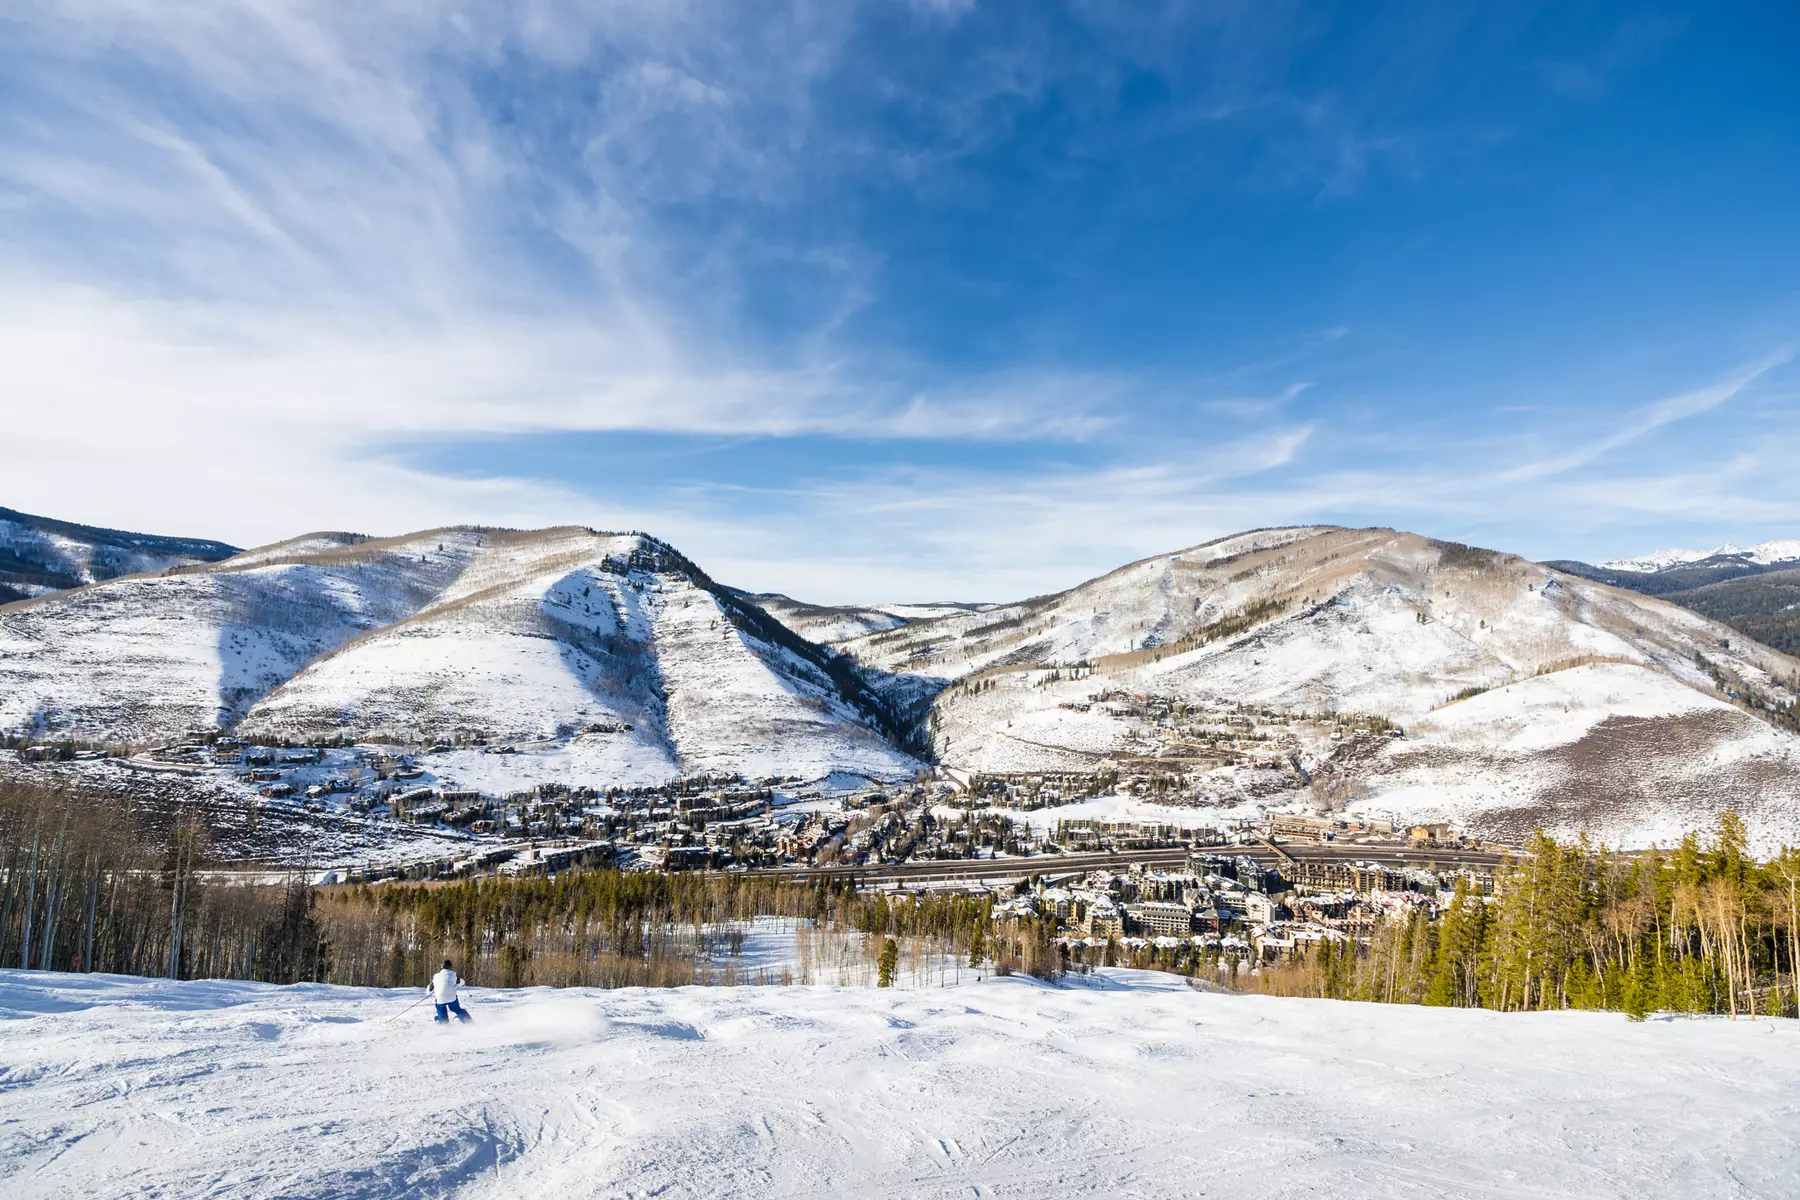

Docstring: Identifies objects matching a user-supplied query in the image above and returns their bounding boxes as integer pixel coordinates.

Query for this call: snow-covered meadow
[2,968,1793,1199]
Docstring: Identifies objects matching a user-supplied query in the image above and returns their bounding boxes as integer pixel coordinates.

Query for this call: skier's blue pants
[434,1000,470,1023]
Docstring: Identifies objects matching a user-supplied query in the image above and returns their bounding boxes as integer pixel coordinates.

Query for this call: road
[747,840,1514,887]
[198,839,1513,888]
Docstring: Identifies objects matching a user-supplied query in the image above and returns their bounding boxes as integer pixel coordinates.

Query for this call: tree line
[5,772,1796,1017]
[0,781,325,982]
[1251,814,1800,1018]
[1,777,1016,989]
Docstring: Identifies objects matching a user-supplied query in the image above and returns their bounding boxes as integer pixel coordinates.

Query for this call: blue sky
[2,2,1797,601]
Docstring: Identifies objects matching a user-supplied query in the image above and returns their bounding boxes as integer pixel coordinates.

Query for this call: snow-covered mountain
[0,526,919,786]
[0,505,239,603]
[727,592,909,644]
[1545,539,1800,599]
[1601,539,1800,573]
[7,512,1800,847]
[727,592,987,646]
[1657,567,1800,659]
[836,527,1800,848]
[1546,536,1800,660]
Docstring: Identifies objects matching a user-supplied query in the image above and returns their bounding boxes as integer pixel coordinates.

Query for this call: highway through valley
[747,839,1515,888]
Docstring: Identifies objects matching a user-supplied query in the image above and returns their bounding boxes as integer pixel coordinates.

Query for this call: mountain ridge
[0,505,240,603]
[1599,539,1800,573]
[828,525,1800,848]
[6,512,1800,849]
[0,523,920,787]
[1546,537,1800,665]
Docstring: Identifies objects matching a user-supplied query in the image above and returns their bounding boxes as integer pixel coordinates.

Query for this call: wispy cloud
[1494,350,1796,485]
[1,3,1796,601]
[1201,381,1312,417]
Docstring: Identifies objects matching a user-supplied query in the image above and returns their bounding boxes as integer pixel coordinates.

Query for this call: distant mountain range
[5,510,1799,849]
[1546,539,1800,657]
[725,591,984,645]
[1600,539,1800,574]
[0,506,240,603]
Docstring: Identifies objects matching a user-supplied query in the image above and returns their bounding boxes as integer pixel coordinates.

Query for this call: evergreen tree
[878,937,899,988]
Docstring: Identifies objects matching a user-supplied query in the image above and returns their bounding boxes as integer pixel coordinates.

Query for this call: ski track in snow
[1,968,1794,1199]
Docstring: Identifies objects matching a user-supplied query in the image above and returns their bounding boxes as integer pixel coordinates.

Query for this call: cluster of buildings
[962,694,1406,813]
[84,738,1496,919]
[995,852,1493,964]
[955,771,1120,811]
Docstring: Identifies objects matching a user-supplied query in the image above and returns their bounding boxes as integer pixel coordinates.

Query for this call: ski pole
[385,991,432,1023]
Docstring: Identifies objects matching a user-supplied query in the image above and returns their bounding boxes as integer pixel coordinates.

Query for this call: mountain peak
[1,522,919,787]
[1601,539,1800,573]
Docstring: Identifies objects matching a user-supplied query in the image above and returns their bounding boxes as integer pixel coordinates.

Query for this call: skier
[429,959,472,1024]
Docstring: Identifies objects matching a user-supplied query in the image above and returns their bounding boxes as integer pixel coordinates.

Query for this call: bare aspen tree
[19,824,40,970]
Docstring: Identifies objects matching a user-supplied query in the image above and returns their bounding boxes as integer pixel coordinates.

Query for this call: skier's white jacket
[430,969,461,1003]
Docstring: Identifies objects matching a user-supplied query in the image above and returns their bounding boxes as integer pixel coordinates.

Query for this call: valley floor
[0,969,1793,1199]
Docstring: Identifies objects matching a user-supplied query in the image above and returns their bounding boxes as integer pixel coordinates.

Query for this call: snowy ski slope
[1,967,1793,1199]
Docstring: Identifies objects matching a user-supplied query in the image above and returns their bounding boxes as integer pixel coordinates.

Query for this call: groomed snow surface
[3,970,1793,1199]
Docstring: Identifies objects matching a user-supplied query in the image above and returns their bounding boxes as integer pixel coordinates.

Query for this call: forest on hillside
[1668,568,1800,658]
[1245,817,1799,1018]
